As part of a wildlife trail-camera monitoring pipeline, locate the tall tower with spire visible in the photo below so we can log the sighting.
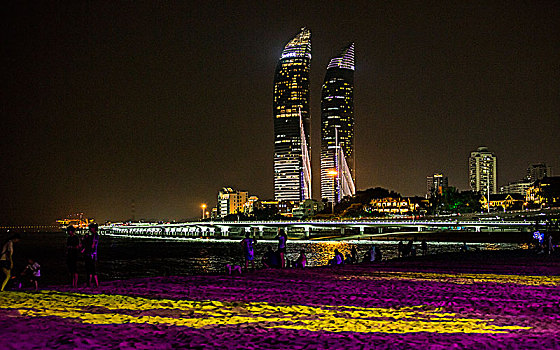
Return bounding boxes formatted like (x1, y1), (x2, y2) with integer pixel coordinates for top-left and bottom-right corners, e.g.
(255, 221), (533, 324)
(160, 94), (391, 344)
(273, 28), (312, 202)
(320, 43), (355, 204)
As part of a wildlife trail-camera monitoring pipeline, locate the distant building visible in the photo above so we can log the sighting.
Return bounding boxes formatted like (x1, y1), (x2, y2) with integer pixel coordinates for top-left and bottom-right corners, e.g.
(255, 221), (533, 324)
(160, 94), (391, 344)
(260, 200), (280, 214)
(217, 188), (248, 218)
(500, 180), (533, 195)
(367, 197), (429, 216)
(320, 43), (355, 204)
(278, 200), (299, 216)
(469, 146), (497, 195)
(481, 193), (524, 211)
(292, 199), (326, 219)
(426, 173), (448, 198)
(526, 163), (553, 182)
(526, 176), (560, 208)
(242, 196), (260, 215)
(273, 28), (312, 202)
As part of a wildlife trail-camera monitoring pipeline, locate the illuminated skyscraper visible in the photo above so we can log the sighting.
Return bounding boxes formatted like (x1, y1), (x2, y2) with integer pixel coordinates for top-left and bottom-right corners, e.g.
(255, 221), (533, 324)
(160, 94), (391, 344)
(426, 173), (448, 198)
(320, 43), (355, 203)
(273, 28), (312, 202)
(469, 146), (497, 195)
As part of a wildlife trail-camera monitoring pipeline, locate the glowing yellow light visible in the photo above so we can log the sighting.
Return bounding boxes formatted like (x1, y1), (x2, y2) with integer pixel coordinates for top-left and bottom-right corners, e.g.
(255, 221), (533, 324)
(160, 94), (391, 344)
(0, 291), (532, 334)
(337, 271), (560, 286)
(327, 169), (338, 176)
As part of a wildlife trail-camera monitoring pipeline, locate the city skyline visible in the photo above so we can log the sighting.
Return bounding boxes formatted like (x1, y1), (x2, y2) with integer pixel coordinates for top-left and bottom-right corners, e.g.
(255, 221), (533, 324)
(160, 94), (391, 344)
(1, 2), (559, 224)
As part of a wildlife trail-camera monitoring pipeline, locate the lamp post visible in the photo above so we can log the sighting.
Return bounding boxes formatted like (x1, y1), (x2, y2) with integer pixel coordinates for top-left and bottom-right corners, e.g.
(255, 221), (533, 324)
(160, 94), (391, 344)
(327, 169), (338, 214)
(201, 204), (207, 220)
(487, 163), (491, 214)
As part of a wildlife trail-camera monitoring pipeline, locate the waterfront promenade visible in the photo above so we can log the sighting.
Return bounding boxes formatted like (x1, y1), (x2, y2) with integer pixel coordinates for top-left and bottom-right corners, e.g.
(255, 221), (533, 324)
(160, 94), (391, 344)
(0, 250), (558, 349)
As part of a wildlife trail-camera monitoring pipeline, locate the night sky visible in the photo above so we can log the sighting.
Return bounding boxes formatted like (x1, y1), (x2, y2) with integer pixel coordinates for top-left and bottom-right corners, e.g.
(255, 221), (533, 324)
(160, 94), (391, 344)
(1, 1), (559, 224)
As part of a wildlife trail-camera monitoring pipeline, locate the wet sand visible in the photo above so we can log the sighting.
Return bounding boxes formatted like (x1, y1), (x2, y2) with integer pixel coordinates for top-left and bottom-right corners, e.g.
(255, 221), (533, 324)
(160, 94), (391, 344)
(1, 250), (559, 349)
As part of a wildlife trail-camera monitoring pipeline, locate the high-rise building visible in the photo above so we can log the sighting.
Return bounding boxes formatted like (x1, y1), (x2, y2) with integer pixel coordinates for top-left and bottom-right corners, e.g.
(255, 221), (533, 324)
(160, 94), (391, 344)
(526, 163), (553, 182)
(469, 146), (497, 195)
(320, 43), (355, 203)
(426, 173), (448, 198)
(217, 187), (248, 218)
(273, 28), (312, 202)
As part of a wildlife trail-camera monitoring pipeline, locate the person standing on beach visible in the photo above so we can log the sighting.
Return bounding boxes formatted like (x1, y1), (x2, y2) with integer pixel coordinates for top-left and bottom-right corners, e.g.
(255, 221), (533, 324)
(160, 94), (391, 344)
(398, 241), (403, 258)
(369, 245), (376, 263)
(421, 239), (428, 256)
(241, 232), (256, 271)
(351, 246), (358, 264)
(66, 226), (81, 288)
(1, 233), (21, 291)
(276, 228), (288, 268)
(82, 223), (100, 287)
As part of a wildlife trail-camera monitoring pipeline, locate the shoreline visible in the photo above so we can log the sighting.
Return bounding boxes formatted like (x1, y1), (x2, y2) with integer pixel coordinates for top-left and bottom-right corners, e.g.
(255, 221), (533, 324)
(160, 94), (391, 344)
(36, 248), (560, 289)
(1, 249), (559, 349)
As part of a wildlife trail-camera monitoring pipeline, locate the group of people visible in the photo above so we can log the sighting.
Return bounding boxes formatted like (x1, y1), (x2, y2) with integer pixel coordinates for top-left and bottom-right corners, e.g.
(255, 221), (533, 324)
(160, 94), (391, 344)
(0, 234), (42, 291)
(239, 228), (394, 271)
(66, 223), (99, 288)
(329, 245), (384, 266)
(397, 239), (428, 258)
(240, 228), (293, 271)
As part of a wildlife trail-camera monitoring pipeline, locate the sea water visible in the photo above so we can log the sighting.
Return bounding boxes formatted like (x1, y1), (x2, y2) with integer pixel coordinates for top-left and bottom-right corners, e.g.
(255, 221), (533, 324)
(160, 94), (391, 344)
(4, 232), (521, 286)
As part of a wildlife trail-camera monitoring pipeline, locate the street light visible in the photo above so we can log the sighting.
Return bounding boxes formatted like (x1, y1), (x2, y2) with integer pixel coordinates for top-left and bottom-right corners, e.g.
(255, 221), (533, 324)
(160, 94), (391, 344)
(201, 204), (207, 220)
(328, 169), (338, 214)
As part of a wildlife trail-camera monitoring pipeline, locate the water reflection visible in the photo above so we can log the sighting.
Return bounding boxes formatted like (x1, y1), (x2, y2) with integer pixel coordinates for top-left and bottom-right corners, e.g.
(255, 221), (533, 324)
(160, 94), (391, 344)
(12, 232), (523, 285)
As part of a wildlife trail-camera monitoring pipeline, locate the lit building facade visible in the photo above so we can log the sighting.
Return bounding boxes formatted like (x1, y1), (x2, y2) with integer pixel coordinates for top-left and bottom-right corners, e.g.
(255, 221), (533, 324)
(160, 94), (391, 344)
(526, 176), (560, 208)
(217, 188), (248, 218)
(273, 28), (312, 202)
(469, 147), (497, 195)
(320, 43), (355, 203)
(366, 197), (429, 216)
(426, 173), (448, 198)
(481, 194), (524, 211)
(500, 180), (533, 195)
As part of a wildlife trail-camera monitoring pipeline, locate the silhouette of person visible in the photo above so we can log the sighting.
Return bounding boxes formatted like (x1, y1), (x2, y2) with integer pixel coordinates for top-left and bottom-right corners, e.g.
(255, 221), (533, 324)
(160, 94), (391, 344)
(241, 232), (256, 270)
(295, 250), (307, 268)
(83, 223), (100, 287)
(276, 228), (288, 268)
(66, 226), (81, 288)
(1, 233), (21, 291)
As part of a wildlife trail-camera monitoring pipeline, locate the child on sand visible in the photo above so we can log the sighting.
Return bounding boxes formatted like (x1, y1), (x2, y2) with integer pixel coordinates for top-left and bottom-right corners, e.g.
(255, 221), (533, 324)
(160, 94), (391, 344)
(262, 246), (279, 268)
(20, 258), (41, 291)
(329, 249), (344, 266)
(295, 250), (307, 268)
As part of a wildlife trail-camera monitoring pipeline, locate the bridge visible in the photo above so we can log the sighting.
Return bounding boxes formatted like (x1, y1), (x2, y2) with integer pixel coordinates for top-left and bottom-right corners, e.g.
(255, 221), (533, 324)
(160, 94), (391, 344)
(100, 217), (545, 239)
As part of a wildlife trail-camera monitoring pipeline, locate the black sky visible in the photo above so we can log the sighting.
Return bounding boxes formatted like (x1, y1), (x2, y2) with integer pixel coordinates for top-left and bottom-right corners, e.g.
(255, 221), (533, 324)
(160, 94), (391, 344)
(1, 1), (559, 224)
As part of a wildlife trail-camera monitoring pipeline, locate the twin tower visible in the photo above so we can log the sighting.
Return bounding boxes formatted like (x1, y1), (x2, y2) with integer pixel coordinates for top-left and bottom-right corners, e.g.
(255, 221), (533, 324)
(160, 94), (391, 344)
(273, 28), (355, 204)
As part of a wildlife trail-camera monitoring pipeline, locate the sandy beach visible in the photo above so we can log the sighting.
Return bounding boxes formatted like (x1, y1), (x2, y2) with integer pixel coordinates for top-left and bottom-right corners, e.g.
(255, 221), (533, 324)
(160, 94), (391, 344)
(1, 250), (559, 349)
